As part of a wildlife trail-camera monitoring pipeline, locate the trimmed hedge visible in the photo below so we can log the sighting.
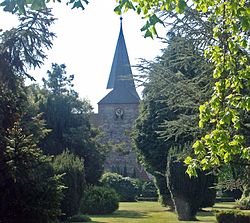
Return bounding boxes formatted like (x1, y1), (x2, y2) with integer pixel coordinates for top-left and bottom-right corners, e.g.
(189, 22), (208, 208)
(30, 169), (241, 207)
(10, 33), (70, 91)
(81, 186), (119, 215)
(215, 210), (250, 223)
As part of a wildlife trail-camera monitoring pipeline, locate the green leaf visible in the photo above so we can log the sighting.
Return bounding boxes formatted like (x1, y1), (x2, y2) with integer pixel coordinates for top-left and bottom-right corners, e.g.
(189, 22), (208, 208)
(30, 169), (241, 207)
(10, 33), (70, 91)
(1, 0), (17, 13)
(176, 0), (187, 13)
(149, 14), (164, 26)
(140, 21), (150, 32)
(186, 165), (198, 177)
(184, 156), (192, 165)
(144, 29), (153, 38)
(31, 0), (46, 10)
(72, 0), (84, 9)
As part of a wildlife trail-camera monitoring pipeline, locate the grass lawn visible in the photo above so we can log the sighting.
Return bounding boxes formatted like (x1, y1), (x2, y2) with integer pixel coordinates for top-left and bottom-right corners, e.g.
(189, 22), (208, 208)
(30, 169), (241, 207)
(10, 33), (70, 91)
(85, 201), (238, 223)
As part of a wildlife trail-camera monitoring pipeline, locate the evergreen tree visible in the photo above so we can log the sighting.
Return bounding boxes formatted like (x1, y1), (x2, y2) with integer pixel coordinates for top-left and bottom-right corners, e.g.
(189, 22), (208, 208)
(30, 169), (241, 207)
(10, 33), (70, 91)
(133, 36), (216, 216)
(39, 63), (106, 184)
(0, 122), (63, 223)
(52, 150), (85, 219)
(0, 10), (64, 223)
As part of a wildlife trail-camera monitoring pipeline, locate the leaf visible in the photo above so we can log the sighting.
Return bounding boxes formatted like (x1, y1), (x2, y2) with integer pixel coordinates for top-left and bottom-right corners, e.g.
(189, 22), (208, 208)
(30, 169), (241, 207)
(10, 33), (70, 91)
(72, 0), (84, 9)
(144, 29), (153, 39)
(140, 21), (150, 32)
(176, 0), (187, 14)
(114, 5), (122, 15)
(184, 156), (192, 165)
(149, 14), (164, 26)
(1, 0), (17, 13)
(31, 0), (46, 10)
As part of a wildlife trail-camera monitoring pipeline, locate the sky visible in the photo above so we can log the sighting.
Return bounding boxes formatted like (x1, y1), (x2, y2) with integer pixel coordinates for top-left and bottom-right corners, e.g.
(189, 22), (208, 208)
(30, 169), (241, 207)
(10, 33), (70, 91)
(0, 0), (167, 112)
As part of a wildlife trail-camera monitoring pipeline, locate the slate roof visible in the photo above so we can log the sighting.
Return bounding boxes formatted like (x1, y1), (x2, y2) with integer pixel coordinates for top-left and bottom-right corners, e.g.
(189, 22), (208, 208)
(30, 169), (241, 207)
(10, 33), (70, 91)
(98, 18), (140, 105)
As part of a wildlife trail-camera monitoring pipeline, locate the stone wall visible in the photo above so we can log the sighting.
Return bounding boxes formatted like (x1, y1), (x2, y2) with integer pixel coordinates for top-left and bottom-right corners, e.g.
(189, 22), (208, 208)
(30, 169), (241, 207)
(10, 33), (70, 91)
(91, 103), (149, 180)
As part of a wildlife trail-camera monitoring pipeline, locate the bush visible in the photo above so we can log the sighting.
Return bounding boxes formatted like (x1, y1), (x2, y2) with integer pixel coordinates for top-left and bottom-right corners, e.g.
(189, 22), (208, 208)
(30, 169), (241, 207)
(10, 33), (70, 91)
(100, 172), (139, 201)
(215, 210), (250, 223)
(68, 214), (91, 222)
(141, 181), (158, 198)
(52, 150), (86, 218)
(81, 186), (119, 215)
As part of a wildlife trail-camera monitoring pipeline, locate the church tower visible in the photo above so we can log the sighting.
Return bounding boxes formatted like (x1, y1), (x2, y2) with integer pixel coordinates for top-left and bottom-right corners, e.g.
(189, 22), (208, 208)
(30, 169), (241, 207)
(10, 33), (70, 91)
(94, 18), (148, 179)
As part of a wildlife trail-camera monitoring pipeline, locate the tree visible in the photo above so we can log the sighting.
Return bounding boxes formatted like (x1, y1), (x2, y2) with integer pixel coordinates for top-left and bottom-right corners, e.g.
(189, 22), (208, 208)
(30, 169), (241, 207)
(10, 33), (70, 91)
(52, 150), (86, 219)
(2, 0), (249, 174)
(167, 150), (216, 221)
(39, 63), (106, 184)
(0, 122), (64, 223)
(0, 0), (89, 13)
(133, 36), (213, 208)
(134, 36), (217, 219)
(42, 63), (76, 96)
(0, 10), (64, 223)
(116, 0), (250, 175)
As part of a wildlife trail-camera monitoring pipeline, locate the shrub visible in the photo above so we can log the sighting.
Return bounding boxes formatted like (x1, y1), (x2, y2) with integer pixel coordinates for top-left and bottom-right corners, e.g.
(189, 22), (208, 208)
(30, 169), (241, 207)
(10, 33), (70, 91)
(101, 172), (139, 201)
(215, 210), (250, 223)
(81, 186), (119, 215)
(68, 214), (91, 222)
(141, 181), (158, 198)
(52, 150), (86, 218)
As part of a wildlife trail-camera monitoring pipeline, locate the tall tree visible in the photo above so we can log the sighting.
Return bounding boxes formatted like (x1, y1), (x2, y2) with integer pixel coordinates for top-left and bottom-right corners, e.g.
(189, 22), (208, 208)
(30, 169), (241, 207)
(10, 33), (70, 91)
(0, 10), (64, 223)
(116, 0), (250, 176)
(39, 63), (106, 184)
(133, 36), (216, 217)
(2, 0), (249, 174)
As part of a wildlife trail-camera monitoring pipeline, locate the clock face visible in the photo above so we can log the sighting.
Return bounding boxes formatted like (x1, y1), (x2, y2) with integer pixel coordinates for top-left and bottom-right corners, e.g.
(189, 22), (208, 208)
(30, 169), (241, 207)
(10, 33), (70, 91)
(115, 108), (124, 119)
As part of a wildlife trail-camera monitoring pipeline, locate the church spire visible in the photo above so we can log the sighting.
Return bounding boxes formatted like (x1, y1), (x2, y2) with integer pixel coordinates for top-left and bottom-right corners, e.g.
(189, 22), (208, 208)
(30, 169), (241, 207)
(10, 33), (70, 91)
(106, 16), (132, 89)
(99, 17), (140, 104)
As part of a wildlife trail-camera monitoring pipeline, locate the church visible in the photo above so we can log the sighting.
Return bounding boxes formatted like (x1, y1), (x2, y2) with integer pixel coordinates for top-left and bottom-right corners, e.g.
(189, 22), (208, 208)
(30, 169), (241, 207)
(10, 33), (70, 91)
(91, 17), (149, 180)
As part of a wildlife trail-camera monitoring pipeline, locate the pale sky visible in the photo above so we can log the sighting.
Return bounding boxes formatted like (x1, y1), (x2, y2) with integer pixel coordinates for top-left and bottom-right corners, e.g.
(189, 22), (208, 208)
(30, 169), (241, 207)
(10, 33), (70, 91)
(0, 0), (167, 112)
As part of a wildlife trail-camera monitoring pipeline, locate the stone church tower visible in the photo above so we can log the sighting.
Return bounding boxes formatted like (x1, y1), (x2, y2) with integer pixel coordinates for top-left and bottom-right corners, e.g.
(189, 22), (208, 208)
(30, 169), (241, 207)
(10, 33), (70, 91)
(91, 18), (148, 180)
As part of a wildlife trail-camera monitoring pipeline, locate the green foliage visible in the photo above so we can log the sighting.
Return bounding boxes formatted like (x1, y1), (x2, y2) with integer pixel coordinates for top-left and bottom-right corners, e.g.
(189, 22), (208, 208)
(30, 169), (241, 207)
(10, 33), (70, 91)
(0, 10), (55, 79)
(68, 214), (91, 222)
(52, 150), (86, 218)
(42, 63), (76, 96)
(116, 0), (250, 179)
(154, 174), (173, 208)
(133, 36), (212, 209)
(0, 0), (89, 13)
(100, 172), (139, 202)
(39, 63), (106, 184)
(236, 196), (250, 210)
(166, 152), (216, 221)
(0, 10), (62, 223)
(215, 210), (250, 223)
(0, 122), (64, 223)
(141, 181), (158, 198)
(81, 186), (119, 215)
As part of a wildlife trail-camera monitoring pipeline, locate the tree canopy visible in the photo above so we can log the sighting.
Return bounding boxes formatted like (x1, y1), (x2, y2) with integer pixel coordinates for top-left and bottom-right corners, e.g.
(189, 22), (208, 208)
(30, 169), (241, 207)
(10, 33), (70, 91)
(1, 0), (249, 174)
(118, 0), (250, 175)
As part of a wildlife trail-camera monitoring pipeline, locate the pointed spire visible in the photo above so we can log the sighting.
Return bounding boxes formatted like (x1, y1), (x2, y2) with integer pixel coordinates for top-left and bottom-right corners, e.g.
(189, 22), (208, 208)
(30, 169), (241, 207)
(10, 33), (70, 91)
(99, 17), (140, 104)
(106, 16), (132, 89)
